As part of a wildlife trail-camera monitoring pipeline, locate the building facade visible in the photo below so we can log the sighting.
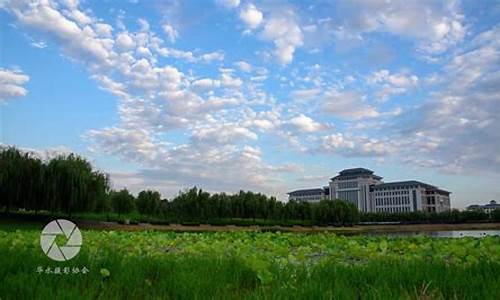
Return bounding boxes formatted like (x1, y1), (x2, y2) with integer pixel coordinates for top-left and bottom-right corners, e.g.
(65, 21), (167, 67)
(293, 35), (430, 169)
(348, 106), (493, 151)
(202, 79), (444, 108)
(288, 187), (329, 203)
(467, 200), (500, 213)
(329, 168), (383, 213)
(288, 168), (451, 213)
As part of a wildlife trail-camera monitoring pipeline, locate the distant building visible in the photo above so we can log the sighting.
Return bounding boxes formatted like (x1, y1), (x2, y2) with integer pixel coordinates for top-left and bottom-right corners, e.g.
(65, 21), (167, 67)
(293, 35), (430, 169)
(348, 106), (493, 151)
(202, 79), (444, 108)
(288, 187), (329, 203)
(467, 200), (500, 213)
(329, 168), (383, 212)
(372, 181), (451, 213)
(288, 168), (451, 213)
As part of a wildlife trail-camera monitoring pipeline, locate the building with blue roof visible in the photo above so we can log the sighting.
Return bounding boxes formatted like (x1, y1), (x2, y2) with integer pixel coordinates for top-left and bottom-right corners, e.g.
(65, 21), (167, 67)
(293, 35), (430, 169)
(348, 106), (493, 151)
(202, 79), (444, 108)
(288, 168), (451, 213)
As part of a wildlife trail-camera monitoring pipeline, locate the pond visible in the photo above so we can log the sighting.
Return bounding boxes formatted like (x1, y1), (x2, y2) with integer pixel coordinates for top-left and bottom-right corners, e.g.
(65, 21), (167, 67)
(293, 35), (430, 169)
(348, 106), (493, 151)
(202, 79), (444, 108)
(369, 230), (500, 238)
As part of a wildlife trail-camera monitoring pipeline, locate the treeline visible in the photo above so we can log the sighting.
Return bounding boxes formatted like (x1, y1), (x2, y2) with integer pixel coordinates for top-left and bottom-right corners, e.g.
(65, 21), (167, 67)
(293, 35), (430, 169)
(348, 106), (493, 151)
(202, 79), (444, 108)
(0, 147), (109, 215)
(0, 147), (359, 226)
(2, 147), (499, 226)
(165, 187), (359, 226)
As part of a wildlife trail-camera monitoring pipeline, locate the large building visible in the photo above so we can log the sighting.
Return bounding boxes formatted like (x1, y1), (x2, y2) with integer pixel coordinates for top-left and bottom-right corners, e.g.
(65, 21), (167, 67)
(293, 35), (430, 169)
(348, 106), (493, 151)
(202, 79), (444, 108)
(329, 168), (383, 212)
(288, 168), (451, 213)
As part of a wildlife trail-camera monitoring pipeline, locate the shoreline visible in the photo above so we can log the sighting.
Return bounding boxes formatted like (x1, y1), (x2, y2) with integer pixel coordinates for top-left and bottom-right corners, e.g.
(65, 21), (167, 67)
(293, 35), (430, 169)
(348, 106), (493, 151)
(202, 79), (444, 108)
(74, 221), (500, 234)
(2, 215), (499, 234)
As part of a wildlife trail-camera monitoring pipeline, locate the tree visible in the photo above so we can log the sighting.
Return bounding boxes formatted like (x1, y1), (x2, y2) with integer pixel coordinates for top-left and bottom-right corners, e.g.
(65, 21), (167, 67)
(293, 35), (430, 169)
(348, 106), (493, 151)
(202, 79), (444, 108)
(136, 190), (161, 216)
(110, 189), (135, 217)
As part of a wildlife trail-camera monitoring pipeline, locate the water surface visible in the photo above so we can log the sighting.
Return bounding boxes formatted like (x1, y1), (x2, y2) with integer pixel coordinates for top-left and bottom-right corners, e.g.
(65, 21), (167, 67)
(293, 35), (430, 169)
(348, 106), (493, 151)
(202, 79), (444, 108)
(369, 230), (500, 238)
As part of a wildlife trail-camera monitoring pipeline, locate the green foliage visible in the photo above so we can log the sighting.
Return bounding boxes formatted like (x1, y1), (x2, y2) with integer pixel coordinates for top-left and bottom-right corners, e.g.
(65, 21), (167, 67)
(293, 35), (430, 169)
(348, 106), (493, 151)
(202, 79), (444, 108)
(166, 188), (360, 226)
(136, 190), (161, 215)
(0, 229), (499, 299)
(492, 209), (500, 222)
(110, 189), (135, 216)
(313, 199), (359, 225)
(0, 147), (109, 215)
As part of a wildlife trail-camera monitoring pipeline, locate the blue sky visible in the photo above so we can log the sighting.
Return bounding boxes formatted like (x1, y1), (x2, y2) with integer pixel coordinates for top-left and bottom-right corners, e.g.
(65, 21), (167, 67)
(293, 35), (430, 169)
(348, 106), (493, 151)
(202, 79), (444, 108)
(1, 0), (500, 208)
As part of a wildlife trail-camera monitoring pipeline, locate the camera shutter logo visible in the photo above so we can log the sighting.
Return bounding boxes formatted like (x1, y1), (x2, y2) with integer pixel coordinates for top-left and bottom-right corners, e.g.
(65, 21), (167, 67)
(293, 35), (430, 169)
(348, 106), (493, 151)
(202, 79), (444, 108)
(40, 219), (82, 261)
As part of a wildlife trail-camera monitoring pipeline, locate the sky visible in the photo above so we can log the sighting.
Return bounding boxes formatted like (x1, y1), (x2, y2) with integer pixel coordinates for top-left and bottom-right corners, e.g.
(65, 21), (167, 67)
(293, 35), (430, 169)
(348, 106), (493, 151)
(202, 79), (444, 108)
(1, 0), (499, 208)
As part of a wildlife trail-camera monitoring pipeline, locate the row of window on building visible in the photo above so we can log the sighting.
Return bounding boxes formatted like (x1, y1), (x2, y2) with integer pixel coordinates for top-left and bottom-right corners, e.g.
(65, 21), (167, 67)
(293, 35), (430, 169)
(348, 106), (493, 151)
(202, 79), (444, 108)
(374, 190), (410, 196)
(337, 181), (358, 189)
(375, 196), (410, 206)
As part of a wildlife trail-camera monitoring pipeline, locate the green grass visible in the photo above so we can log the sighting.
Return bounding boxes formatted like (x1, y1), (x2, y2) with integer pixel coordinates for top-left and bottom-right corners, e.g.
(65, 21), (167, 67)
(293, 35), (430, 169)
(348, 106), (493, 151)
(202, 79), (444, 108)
(1, 227), (499, 299)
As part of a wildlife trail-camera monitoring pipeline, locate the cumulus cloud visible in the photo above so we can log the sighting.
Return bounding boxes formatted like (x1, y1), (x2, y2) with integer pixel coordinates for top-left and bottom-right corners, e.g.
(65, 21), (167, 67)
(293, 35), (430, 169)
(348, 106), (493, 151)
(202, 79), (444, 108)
(192, 124), (258, 144)
(392, 26), (500, 173)
(191, 78), (220, 90)
(162, 23), (178, 43)
(234, 61), (252, 72)
(7, 1), (112, 65)
(220, 70), (242, 88)
(116, 32), (136, 51)
(321, 89), (379, 120)
(367, 69), (419, 101)
(0, 68), (29, 102)
(261, 11), (303, 64)
(291, 88), (321, 100)
(239, 3), (263, 29)
(336, 0), (466, 55)
(201, 51), (225, 62)
(1, 0), (301, 197)
(87, 127), (289, 196)
(319, 134), (396, 157)
(288, 114), (324, 133)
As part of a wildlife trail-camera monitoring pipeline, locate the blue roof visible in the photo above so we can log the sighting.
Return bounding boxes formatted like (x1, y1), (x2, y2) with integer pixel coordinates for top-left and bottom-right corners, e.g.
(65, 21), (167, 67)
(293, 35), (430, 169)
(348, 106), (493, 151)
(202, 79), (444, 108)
(339, 168), (374, 175)
(372, 180), (437, 190)
(287, 188), (327, 196)
(332, 167), (382, 180)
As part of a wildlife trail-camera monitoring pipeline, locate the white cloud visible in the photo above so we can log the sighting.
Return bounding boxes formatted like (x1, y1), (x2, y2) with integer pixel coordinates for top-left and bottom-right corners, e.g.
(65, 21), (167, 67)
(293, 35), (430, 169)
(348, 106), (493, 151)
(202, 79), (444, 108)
(192, 78), (221, 90)
(291, 88), (320, 100)
(220, 71), (242, 88)
(261, 11), (303, 64)
(65, 8), (92, 26)
(368, 69), (419, 88)
(137, 18), (150, 31)
(116, 32), (136, 51)
(288, 114), (323, 133)
(162, 23), (178, 43)
(0, 68), (29, 102)
(239, 4), (263, 29)
(201, 51), (225, 62)
(252, 119), (275, 131)
(91, 74), (130, 99)
(367, 69), (419, 101)
(320, 134), (396, 157)
(234, 60), (252, 72)
(30, 40), (47, 48)
(192, 124), (258, 144)
(3, 0), (297, 199)
(216, 0), (240, 9)
(94, 23), (113, 38)
(392, 27), (500, 173)
(321, 89), (379, 120)
(7, 2), (113, 65)
(321, 133), (354, 151)
(336, 0), (466, 55)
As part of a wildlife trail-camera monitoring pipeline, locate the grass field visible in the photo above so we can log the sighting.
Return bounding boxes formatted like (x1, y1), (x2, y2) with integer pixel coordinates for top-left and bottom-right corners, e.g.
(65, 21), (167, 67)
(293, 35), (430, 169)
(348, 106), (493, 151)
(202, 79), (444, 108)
(1, 225), (499, 299)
